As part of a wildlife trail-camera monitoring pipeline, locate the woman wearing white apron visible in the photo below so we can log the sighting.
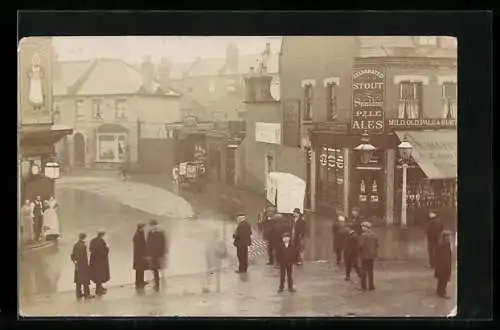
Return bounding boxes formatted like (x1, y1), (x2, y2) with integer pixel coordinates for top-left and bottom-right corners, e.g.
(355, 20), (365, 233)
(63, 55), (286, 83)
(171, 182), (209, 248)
(43, 201), (60, 242)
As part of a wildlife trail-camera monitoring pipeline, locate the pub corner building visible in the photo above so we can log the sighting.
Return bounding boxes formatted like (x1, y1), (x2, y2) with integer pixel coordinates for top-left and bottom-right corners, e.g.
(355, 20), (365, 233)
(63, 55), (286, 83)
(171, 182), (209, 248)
(18, 37), (73, 248)
(310, 65), (457, 228)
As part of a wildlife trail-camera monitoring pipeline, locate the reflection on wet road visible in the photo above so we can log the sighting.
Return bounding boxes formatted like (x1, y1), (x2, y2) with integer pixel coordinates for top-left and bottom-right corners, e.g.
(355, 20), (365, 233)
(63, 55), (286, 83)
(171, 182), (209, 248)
(19, 187), (236, 301)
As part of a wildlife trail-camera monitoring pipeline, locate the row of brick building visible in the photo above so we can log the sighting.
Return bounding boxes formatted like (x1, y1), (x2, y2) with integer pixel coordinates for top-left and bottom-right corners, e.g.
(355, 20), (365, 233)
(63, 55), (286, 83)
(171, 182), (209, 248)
(237, 36), (457, 226)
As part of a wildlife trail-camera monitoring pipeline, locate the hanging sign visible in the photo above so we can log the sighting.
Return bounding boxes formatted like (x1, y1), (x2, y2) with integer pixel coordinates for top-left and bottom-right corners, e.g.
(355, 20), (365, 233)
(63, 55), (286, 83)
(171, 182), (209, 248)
(351, 68), (386, 134)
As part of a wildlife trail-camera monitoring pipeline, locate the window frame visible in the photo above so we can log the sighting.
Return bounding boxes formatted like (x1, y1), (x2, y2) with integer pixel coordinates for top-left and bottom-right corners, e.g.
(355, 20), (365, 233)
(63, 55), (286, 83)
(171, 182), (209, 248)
(114, 99), (128, 120)
(75, 100), (85, 121)
(303, 83), (313, 121)
(325, 82), (338, 121)
(398, 81), (423, 119)
(416, 36), (438, 46)
(442, 81), (458, 119)
(92, 99), (103, 120)
(95, 133), (128, 163)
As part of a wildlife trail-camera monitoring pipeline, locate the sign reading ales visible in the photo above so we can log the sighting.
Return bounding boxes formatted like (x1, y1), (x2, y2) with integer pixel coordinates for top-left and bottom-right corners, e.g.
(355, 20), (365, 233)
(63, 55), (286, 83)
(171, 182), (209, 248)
(351, 68), (385, 134)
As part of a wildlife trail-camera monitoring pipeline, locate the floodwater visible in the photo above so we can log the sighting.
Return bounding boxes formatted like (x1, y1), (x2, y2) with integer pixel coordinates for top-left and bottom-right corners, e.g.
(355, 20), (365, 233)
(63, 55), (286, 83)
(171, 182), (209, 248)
(19, 188), (236, 301)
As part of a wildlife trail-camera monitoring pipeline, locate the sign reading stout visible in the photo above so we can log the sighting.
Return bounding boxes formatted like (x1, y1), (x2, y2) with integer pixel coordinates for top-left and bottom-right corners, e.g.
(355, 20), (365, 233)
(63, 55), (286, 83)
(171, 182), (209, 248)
(351, 68), (386, 134)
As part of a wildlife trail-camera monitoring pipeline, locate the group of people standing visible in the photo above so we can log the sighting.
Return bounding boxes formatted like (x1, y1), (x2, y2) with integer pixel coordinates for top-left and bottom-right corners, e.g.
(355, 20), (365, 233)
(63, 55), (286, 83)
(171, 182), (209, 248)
(20, 195), (60, 245)
(257, 207), (307, 292)
(331, 207), (379, 291)
(71, 219), (167, 300)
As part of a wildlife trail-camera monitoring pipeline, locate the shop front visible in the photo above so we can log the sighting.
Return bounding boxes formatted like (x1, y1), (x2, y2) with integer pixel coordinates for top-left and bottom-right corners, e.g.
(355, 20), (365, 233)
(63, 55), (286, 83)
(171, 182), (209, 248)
(391, 128), (457, 227)
(19, 125), (73, 202)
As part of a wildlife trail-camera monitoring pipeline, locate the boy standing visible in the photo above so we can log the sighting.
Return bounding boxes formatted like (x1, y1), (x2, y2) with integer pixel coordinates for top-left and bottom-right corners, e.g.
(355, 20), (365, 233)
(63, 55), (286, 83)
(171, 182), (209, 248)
(277, 232), (297, 292)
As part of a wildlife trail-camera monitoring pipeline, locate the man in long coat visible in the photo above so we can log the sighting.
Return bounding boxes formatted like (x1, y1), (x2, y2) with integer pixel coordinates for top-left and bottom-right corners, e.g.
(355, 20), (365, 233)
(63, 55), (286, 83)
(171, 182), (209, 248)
(434, 231), (453, 299)
(147, 219), (167, 291)
(32, 195), (45, 241)
(133, 223), (149, 289)
(332, 215), (349, 265)
(291, 208), (307, 265)
(426, 211), (444, 269)
(89, 229), (110, 295)
(359, 222), (379, 291)
(71, 233), (94, 299)
(233, 213), (252, 273)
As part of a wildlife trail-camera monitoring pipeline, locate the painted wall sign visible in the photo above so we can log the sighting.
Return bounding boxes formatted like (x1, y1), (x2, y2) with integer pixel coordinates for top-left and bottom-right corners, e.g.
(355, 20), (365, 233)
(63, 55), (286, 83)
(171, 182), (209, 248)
(255, 122), (281, 144)
(282, 99), (301, 147)
(18, 37), (53, 125)
(387, 118), (457, 130)
(351, 68), (386, 134)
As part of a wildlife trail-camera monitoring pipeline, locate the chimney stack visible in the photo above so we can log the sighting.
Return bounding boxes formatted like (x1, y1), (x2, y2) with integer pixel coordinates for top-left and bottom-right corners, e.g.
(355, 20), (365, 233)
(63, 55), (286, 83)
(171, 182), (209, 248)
(265, 42), (271, 54)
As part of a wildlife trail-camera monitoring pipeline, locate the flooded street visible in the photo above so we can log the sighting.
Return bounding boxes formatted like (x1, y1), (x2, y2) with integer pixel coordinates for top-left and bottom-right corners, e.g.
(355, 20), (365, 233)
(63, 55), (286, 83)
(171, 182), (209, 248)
(19, 187), (237, 301)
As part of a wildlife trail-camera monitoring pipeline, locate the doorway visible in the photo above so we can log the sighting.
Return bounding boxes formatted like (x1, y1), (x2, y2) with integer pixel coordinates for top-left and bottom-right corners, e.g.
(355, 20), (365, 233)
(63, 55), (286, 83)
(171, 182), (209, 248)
(73, 133), (86, 167)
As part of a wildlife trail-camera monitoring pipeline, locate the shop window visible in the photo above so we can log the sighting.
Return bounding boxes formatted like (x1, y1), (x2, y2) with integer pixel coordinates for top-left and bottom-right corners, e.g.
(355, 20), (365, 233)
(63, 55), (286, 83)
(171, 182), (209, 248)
(442, 82), (457, 119)
(326, 82), (338, 121)
(115, 99), (128, 119)
(96, 134), (128, 162)
(92, 99), (103, 120)
(317, 147), (344, 210)
(303, 84), (313, 121)
(398, 81), (423, 119)
(75, 100), (85, 121)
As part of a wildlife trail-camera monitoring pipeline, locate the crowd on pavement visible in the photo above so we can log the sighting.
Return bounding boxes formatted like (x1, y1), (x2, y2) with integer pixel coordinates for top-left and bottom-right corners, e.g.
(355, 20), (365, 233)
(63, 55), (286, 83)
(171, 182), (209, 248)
(20, 195), (60, 245)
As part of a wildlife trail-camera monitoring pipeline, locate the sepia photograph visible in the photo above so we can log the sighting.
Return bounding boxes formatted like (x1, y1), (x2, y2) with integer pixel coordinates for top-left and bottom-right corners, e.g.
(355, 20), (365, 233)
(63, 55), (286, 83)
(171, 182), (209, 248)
(18, 35), (457, 317)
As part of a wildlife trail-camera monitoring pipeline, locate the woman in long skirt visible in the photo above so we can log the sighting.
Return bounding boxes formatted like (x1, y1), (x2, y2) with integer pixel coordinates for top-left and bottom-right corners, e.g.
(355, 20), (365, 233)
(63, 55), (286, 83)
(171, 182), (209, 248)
(43, 201), (61, 242)
(20, 199), (34, 244)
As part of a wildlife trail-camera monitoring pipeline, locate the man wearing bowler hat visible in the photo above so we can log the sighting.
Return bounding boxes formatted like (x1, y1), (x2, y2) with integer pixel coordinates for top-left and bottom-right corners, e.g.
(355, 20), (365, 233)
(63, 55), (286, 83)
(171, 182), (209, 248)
(146, 219), (167, 291)
(71, 233), (94, 300)
(233, 213), (252, 273)
(133, 222), (149, 289)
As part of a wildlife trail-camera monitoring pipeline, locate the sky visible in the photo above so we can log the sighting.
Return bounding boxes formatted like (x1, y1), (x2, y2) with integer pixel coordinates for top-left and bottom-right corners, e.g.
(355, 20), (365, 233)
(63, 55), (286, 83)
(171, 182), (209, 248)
(52, 36), (282, 63)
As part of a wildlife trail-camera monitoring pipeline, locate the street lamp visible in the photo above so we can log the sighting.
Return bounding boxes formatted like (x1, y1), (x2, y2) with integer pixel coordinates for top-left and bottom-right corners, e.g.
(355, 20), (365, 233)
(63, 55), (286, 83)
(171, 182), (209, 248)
(354, 130), (376, 164)
(44, 161), (61, 180)
(398, 135), (413, 228)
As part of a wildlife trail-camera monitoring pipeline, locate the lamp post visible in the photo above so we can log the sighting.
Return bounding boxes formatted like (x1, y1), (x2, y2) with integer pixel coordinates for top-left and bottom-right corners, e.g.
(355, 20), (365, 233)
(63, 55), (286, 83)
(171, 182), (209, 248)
(398, 135), (413, 228)
(302, 134), (312, 210)
(44, 161), (61, 180)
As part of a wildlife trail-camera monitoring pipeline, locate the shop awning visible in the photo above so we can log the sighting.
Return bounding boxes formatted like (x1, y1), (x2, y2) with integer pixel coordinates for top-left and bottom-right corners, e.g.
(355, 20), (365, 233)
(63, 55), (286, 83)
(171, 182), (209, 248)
(395, 130), (457, 180)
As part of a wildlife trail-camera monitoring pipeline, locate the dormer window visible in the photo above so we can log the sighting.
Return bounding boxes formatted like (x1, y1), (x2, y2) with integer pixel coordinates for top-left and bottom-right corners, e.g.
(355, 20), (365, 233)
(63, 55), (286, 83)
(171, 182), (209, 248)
(416, 36), (438, 46)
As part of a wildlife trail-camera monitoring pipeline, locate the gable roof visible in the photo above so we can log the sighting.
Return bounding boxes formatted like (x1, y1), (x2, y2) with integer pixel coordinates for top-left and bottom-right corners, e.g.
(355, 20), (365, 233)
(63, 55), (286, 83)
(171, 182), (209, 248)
(53, 60), (93, 96)
(53, 58), (180, 97)
(169, 61), (194, 79)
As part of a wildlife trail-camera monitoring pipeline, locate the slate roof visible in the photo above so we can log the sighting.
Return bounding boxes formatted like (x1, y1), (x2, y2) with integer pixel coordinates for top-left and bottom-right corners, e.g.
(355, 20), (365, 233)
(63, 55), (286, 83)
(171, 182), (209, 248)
(53, 58), (180, 97)
(357, 36), (457, 59)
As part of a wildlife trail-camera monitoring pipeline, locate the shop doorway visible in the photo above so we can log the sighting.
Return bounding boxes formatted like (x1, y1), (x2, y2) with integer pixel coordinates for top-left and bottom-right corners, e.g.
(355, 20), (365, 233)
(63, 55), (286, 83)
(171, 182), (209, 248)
(225, 148), (235, 186)
(351, 169), (385, 220)
(73, 133), (86, 167)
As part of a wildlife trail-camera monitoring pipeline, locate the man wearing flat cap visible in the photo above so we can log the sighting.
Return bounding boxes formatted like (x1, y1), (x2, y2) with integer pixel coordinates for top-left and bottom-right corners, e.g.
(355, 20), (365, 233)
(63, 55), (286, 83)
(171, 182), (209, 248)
(359, 222), (378, 291)
(70, 233), (94, 300)
(133, 223), (148, 289)
(147, 219), (168, 291)
(233, 213), (252, 273)
(332, 215), (349, 266)
(89, 229), (110, 296)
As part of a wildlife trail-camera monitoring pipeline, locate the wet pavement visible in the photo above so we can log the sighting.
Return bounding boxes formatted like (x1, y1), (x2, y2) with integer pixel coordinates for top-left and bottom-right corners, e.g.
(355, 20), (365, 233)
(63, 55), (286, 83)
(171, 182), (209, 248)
(19, 173), (457, 317)
(19, 176), (265, 305)
(21, 256), (457, 317)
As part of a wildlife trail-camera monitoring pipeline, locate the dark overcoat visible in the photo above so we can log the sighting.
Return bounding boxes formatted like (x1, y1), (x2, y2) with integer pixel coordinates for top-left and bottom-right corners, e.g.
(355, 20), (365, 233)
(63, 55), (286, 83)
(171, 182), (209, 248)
(71, 240), (90, 285)
(147, 229), (168, 270)
(427, 217), (444, 243)
(344, 232), (361, 259)
(277, 241), (298, 266)
(233, 220), (252, 247)
(133, 229), (149, 271)
(292, 217), (307, 244)
(89, 236), (111, 284)
(434, 241), (452, 281)
(332, 222), (349, 250)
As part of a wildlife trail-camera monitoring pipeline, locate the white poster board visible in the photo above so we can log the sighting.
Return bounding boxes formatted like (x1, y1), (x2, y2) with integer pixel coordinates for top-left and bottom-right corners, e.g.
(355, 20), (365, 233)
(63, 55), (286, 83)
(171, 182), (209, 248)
(266, 172), (306, 214)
